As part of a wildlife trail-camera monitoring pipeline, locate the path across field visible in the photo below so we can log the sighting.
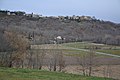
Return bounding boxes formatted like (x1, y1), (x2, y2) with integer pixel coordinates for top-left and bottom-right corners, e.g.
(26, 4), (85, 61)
(64, 46), (120, 58)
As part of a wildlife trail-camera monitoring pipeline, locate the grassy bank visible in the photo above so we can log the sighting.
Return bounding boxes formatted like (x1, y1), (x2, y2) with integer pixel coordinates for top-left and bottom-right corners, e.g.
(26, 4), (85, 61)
(0, 67), (112, 80)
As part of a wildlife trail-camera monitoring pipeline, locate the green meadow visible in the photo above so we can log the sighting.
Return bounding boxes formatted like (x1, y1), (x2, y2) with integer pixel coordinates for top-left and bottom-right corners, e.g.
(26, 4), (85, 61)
(0, 67), (112, 80)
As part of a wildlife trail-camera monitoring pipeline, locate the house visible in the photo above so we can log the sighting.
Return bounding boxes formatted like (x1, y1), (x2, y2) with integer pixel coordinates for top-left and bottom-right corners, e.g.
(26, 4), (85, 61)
(54, 36), (66, 44)
(32, 14), (39, 18)
(7, 11), (10, 15)
(66, 16), (71, 19)
(25, 14), (32, 17)
(10, 12), (16, 15)
(25, 13), (41, 19)
(56, 36), (62, 40)
(58, 16), (65, 20)
(80, 16), (92, 21)
(38, 15), (43, 18)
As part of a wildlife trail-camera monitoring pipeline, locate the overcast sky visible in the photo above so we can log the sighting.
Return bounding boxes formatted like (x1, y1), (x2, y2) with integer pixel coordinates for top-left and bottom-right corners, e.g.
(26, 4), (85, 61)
(0, 0), (120, 23)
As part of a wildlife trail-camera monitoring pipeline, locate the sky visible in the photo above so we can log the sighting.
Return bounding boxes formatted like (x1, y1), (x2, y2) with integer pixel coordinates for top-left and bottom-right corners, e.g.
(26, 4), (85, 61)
(0, 0), (120, 23)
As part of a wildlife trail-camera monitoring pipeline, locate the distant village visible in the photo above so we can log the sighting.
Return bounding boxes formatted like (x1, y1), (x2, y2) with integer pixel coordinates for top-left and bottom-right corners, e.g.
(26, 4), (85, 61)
(0, 10), (99, 44)
(0, 10), (97, 22)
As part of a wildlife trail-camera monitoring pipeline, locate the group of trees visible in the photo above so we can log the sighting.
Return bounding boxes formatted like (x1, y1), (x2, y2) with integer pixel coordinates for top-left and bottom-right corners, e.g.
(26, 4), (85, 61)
(76, 46), (115, 79)
(48, 50), (65, 72)
(0, 30), (29, 67)
(1, 11), (120, 46)
(0, 30), (118, 79)
(76, 46), (96, 76)
(0, 10), (25, 16)
(0, 31), (65, 71)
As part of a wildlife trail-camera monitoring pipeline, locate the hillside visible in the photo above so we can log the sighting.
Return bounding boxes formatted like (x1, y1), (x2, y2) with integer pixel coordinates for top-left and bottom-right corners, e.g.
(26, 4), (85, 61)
(0, 10), (120, 79)
(0, 10), (120, 46)
(0, 67), (112, 80)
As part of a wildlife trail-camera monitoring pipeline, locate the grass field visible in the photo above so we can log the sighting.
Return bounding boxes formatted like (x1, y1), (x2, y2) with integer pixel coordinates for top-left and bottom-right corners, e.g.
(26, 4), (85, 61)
(97, 49), (120, 56)
(63, 49), (89, 57)
(62, 42), (90, 49)
(62, 42), (104, 49)
(0, 67), (112, 80)
(62, 42), (120, 49)
(30, 42), (120, 56)
(62, 42), (120, 56)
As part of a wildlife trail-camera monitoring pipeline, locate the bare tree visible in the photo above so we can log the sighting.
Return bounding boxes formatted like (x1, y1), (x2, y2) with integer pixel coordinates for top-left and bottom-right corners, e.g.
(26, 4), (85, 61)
(38, 49), (46, 70)
(87, 46), (96, 76)
(53, 51), (58, 71)
(48, 49), (65, 72)
(27, 51), (34, 69)
(103, 62), (113, 79)
(48, 58), (53, 71)
(77, 54), (87, 76)
(58, 50), (65, 72)
(77, 46), (96, 76)
(4, 31), (29, 68)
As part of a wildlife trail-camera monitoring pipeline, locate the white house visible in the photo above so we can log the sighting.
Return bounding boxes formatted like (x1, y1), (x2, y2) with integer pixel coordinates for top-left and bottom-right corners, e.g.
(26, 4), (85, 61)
(56, 36), (62, 40)
(25, 14), (32, 17)
(32, 14), (39, 18)
(10, 12), (16, 15)
(7, 12), (10, 15)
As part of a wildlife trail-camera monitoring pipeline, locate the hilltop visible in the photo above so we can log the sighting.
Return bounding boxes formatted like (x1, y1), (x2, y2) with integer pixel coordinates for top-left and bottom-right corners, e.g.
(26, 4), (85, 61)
(0, 10), (120, 46)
